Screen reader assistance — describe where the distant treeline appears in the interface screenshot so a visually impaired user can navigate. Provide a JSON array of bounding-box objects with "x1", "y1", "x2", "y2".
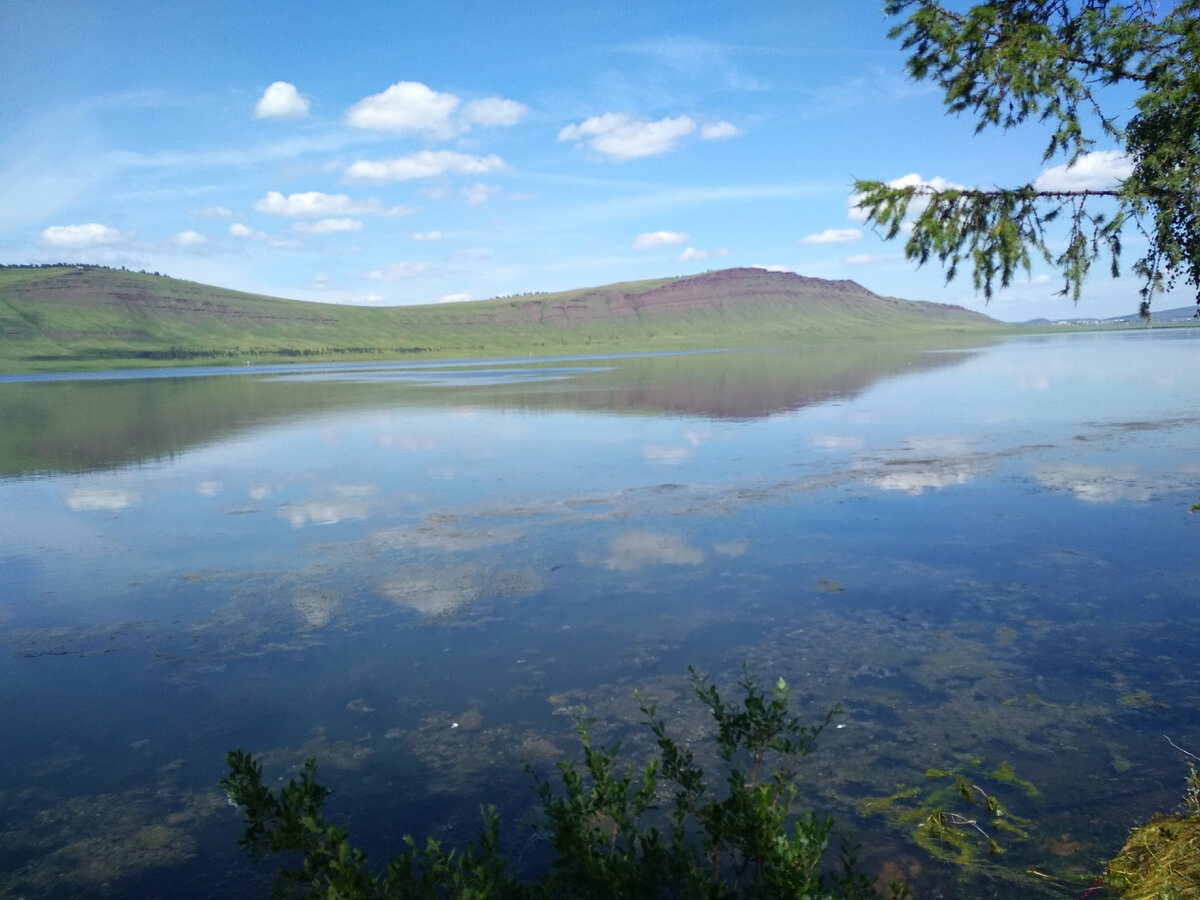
[{"x1": 1, "y1": 263, "x2": 169, "y2": 278}]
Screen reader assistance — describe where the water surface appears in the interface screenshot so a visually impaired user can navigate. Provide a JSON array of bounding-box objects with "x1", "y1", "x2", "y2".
[{"x1": 2, "y1": 332, "x2": 1199, "y2": 897}]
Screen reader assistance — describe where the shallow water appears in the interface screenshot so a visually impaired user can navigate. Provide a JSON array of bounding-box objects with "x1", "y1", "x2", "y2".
[{"x1": 2, "y1": 331, "x2": 1199, "y2": 897}]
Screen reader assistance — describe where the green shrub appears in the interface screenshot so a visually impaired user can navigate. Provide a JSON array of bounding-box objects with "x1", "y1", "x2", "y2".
[{"x1": 222, "y1": 666, "x2": 909, "y2": 899}]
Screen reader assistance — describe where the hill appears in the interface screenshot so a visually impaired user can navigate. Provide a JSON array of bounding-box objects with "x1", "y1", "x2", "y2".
[{"x1": 0, "y1": 265, "x2": 1003, "y2": 373}]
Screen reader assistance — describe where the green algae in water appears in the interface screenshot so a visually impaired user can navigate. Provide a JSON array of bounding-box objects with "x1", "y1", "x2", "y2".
[
  {"x1": 991, "y1": 761, "x2": 1039, "y2": 798},
  {"x1": 1119, "y1": 690, "x2": 1155, "y2": 708}
]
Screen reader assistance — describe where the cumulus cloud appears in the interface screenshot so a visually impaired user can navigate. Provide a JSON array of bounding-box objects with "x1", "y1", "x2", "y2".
[
  {"x1": 799, "y1": 228, "x2": 861, "y2": 245},
  {"x1": 1034, "y1": 462, "x2": 1154, "y2": 503},
  {"x1": 40, "y1": 223, "x2": 125, "y2": 248},
  {"x1": 867, "y1": 467, "x2": 977, "y2": 494},
  {"x1": 559, "y1": 113, "x2": 697, "y2": 161},
  {"x1": 292, "y1": 217, "x2": 364, "y2": 234},
  {"x1": 345, "y1": 150, "x2": 508, "y2": 184},
  {"x1": 461, "y1": 182, "x2": 500, "y2": 206},
  {"x1": 365, "y1": 262, "x2": 433, "y2": 281},
  {"x1": 633, "y1": 230, "x2": 689, "y2": 250},
  {"x1": 66, "y1": 488, "x2": 141, "y2": 511},
  {"x1": 462, "y1": 97, "x2": 528, "y2": 127},
  {"x1": 255, "y1": 81, "x2": 310, "y2": 120},
  {"x1": 346, "y1": 81, "x2": 460, "y2": 136},
  {"x1": 679, "y1": 246, "x2": 730, "y2": 262},
  {"x1": 700, "y1": 121, "x2": 741, "y2": 140},
  {"x1": 172, "y1": 229, "x2": 207, "y2": 247},
  {"x1": 255, "y1": 190, "x2": 394, "y2": 217},
  {"x1": 345, "y1": 81, "x2": 526, "y2": 138},
  {"x1": 599, "y1": 531, "x2": 705, "y2": 571},
  {"x1": 439, "y1": 292, "x2": 473, "y2": 303},
  {"x1": 194, "y1": 205, "x2": 234, "y2": 219},
  {"x1": 843, "y1": 253, "x2": 889, "y2": 265},
  {"x1": 411, "y1": 230, "x2": 443, "y2": 242},
  {"x1": 1034, "y1": 149, "x2": 1133, "y2": 191}
]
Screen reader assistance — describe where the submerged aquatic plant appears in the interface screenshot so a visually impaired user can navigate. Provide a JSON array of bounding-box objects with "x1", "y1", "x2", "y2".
[
  {"x1": 222, "y1": 666, "x2": 909, "y2": 899},
  {"x1": 860, "y1": 761, "x2": 1033, "y2": 868}
]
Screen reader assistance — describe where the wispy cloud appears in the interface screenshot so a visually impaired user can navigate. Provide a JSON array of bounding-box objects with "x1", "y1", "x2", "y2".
[
  {"x1": 633, "y1": 230, "x2": 689, "y2": 250},
  {"x1": 292, "y1": 218, "x2": 364, "y2": 235},
  {"x1": 365, "y1": 261, "x2": 433, "y2": 281},
  {"x1": 799, "y1": 228, "x2": 861, "y2": 245},
  {"x1": 255, "y1": 191, "x2": 397, "y2": 217},
  {"x1": 345, "y1": 150, "x2": 508, "y2": 184}
]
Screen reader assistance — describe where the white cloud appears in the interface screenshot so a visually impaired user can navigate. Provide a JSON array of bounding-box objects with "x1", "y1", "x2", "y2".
[
  {"x1": 559, "y1": 113, "x2": 697, "y2": 161},
  {"x1": 1034, "y1": 149, "x2": 1133, "y2": 191},
  {"x1": 194, "y1": 205, "x2": 234, "y2": 219},
  {"x1": 1034, "y1": 462, "x2": 1154, "y2": 503},
  {"x1": 633, "y1": 230, "x2": 689, "y2": 250},
  {"x1": 462, "y1": 97, "x2": 528, "y2": 127},
  {"x1": 230, "y1": 222, "x2": 266, "y2": 240},
  {"x1": 461, "y1": 182, "x2": 500, "y2": 206},
  {"x1": 439, "y1": 292, "x2": 473, "y2": 303},
  {"x1": 843, "y1": 253, "x2": 889, "y2": 265},
  {"x1": 365, "y1": 262, "x2": 433, "y2": 281},
  {"x1": 700, "y1": 121, "x2": 741, "y2": 140},
  {"x1": 292, "y1": 218, "x2": 364, "y2": 235},
  {"x1": 345, "y1": 82, "x2": 526, "y2": 138},
  {"x1": 255, "y1": 190, "x2": 391, "y2": 217},
  {"x1": 172, "y1": 229, "x2": 207, "y2": 247},
  {"x1": 345, "y1": 151, "x2": 508, "y2": 183},
  {"x1": 255, "y1": 81, "x2": 310, "y2": 120},
  {"x1": 383, "y1": 204, "x2": 421, "y2": 218},
  {"x1": 799, "y1": 228, "x2": 861, "y2": 245},
  {"x1": 40, "y1": 223, "x2": 125, "y2": 248},
  {"x1": 411, "y1": 230, "x2": 443, "y2": 242},
  {"x1": 679, "y1": 246, "x2": 730, "y2": 262},
  {"x1": 346, "y1": 81, "x2": 461, "y2": 137},
  {"x1": 642, "y1": 445, "x2": 693, "y2": 464},
  {"x1": 600, "y1": 531, "x2": 705, "y2": 572},
  {"x1": 358, "y1": 293, "x2": 386, "y2": 305},
  {"x1": 867, "y1": 467, "x2": 976, "y2": 495},
  {"x1": 66, "y1": 488, "x2": 141, "y2": 511},
  {"x1": 754, "y1": 264, "x2": 793, "y2": 273}
]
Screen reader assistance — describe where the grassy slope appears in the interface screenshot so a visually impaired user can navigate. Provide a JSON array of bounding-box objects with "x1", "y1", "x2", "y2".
[{"x1": 0, "y1": 266, "x2": 1006, "y2": 373}]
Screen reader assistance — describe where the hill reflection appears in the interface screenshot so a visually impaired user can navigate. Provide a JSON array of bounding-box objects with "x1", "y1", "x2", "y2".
[{"x1": 0, "y1": 340, "x2": 989, "y2": 476}]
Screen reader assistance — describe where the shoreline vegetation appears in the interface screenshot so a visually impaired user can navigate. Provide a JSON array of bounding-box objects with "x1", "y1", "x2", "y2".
[
  {"x1": 2, "y1": 264, "x2": 1025, "y2": 375},
  {"x1": 222, "y1": 666, "x2": 1200, "y2": 899}
]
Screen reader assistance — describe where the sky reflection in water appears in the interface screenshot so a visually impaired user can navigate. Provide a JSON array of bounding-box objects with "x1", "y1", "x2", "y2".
[{"x1": 2, "y1": 331, "x2": 1199, "y2": 897}]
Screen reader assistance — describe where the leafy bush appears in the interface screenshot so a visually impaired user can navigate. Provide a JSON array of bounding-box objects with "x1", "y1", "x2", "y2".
[{"x1": 222, "y1": 666, "x2": 908, "y2": 899}]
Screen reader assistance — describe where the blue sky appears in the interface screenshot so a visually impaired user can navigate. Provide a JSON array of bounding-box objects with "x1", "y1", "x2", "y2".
[{"x1": 0, "y1": 1, "x2": 1154, "y2": 320}]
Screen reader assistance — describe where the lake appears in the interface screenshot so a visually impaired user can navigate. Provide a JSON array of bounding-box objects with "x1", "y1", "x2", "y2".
[{"x1": 2, "y1": 330, "x2": 1199, "y2": 897}]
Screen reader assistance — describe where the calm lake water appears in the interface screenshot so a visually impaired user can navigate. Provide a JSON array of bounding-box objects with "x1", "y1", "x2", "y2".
[{"x1": 2, "y1": 330, "x2": 1199, "y2": 897}]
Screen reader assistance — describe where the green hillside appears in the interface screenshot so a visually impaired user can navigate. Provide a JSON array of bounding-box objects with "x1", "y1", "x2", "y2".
[{"x1": 0, "y1": 265, "x2": 1005, "y2": 373}]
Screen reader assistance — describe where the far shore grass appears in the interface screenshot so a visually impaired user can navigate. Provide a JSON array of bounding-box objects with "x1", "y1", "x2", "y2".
[{"x1": 0, "y1": 265, "x2": 1165, "y2": 376}]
